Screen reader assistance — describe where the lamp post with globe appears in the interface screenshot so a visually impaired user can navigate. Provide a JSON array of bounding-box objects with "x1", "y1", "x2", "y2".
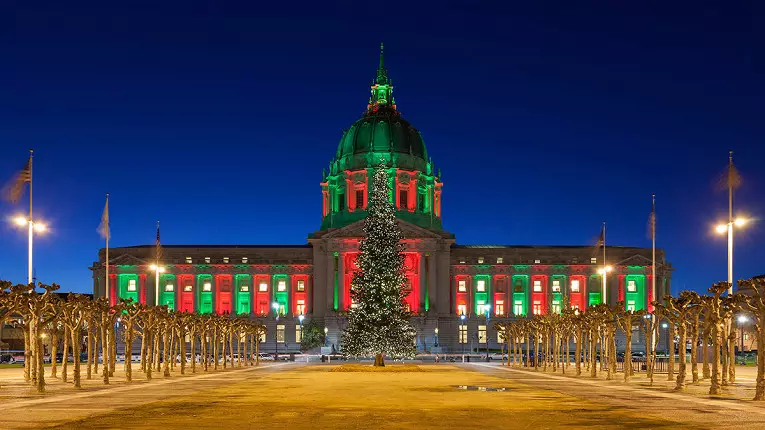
[{"x1": 272, "y1": 302, "x2": 280, "y2": 359}]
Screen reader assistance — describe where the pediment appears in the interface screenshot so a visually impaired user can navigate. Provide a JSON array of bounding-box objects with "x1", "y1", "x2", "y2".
[
  {"x1": 318, "y1": 219, "x2": 449, "y2": 240},
  {"x1": 108, "y1": 253, "x2": 149, "y2": 266},
  {"x1": 615, "y1": 254, "x2": 654, "y2": 267}
]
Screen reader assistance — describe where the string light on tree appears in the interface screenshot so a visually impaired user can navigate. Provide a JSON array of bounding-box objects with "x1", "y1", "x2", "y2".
[{"x1": 341, "y1": 163, "x2": 417, "y2": 366}]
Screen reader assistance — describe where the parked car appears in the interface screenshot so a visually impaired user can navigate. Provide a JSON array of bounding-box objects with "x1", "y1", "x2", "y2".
[
  {"x1": 257, "y1": 353, "x2": 274, "y2": 361},
  {"x1": 0, "y1": 354, "x2": 16, "y2": 364},
  {"x1": 489, "y1": 353, "x2": 508, "y2": 361}
]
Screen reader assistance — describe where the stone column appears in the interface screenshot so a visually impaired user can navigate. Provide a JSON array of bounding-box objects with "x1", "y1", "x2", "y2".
[
  {"x1": 211, "y1": 275, "x2": 218, "y2": 315},
  {"x1": 526, "y1": 276, "x2": 532, "y2": 316},
  {"x1": 428, "y1": 251, "x2": 437, "y2": 313},
  {"x1": 419, "y1": 253, "x2": 427, "y2": 313},
  {"x1": 250, "y1": 273, "x2": 256, "y2": 318},
  {"x1": 436, "y1": 251, "x2": 450, "y2": 316},
  {"x1": 312, "y1": 247, "x2": 327, "y2": 317},
  {"x1": 326, "y1": 251, "x2": 335, "y2": 313},
  {"x1": 192, "y1": 274, "x2": 198, "y2": 312},
  {"x1": 337, "y1": 252, "x2": 345, "y2": 311}
]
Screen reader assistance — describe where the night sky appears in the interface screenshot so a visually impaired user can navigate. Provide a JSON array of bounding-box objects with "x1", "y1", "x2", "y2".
[{"x1": 1, "y1": 2, "x2": 762, "y2": 294}]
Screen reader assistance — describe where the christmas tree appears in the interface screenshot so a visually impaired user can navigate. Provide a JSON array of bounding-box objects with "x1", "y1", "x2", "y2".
[{"x1": 341, "y1": 164, "x2": 417, "y2": 366}]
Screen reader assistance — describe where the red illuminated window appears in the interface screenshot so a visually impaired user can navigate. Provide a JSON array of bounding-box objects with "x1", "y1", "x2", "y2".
[
  {"x1": 356, "y1": 190, "x2": 364, "y2": 209},
  {"x1": 399, "y1": 190, "x2": 408, "y2": 208}
]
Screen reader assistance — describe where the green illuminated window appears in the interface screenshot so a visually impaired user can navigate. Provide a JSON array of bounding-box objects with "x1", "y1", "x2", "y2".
[{"x1": 588, "y1": 292, "x2": 601, "y2": 306}]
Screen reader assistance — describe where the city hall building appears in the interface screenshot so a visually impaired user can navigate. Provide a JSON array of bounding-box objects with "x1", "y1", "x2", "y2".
[{"x1": 91, "y1": 48, "x2": 672, "y2": 353}]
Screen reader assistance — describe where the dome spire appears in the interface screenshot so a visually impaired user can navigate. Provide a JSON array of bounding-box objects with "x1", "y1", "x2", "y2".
[
  {"x1": 376, "y1": 42, "x2": 388, "y2": 85},
  {"x1": 369, "y1": 43, "x2": 395, "y2": 112}
]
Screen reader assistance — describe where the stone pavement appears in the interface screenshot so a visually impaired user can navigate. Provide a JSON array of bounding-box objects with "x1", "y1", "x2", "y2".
[
  {"x1": 0, "y1": 362, "x2": 293, "y2": 429},
  {"x1": 470, "y1": 362, "x2": 765, "y2": 427}
]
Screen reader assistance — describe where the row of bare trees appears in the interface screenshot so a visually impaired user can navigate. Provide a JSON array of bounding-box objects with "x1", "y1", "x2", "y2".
[
  {"x1": 0, "y1": 281, "x2": 267, "y2": 393},
  {"x1": 495, "y1": 278, "x2": 765, "y2": 400}
]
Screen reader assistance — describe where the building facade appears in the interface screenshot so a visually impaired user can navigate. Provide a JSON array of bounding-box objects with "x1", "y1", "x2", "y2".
[{"x1": 91, "y1": 47, "x2": 672, "y2": 354}]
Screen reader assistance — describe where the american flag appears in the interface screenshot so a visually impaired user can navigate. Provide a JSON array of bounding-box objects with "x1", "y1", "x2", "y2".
[
  {"x1": 98, "y1": 195, "x2": 110, "y2": 240},
  {"x1": 595, "y1": 226, "x2": 605, "y2": 248},
  {"x1": 648, "y1": 198, "x2": 656, "y2": 239},
  {"x1": 2, "y1": 157, "x2": 31, "y2": 203},
  {"x1": 155, "y1": 221, "x2": 162, "y2": 261}
]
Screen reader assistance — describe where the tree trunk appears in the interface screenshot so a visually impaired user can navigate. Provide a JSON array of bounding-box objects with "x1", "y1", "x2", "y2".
[
  {"x1": 374, "y1": 353, "x2": 385, "y2": 367},
  {"x1": 139, "y1": 329, "x2": 146, "y2": 372},
  {"x1": 608, "y1": 328, "x2": 617, "y2": 380},
  {"x1": 155, "y1": 328, "x2": 162, "y2": 372},
  {"x1": 190, "y1": 328, "x2": 196, "y2": 373},
  {"x1": 728, "y1": 319, "x2": 736, "y2": 384},
  {"x1": 542, "y1": 332, "x2": 548, "y2": 372},
  {"x1": 100, "y1": 314, "x2": 109, "y2": 384},
  {"x1": 93, "y1": 323, "x2": 99, "y2": 375},
  {"x1": 125, "y1": 325, "x2": 134, "y2": 383},
  {"x1": 35, "y1": 320, "x2": 46, "y2": 393},
  {"x1": 589, "y1": 329, "x2": 597, "y2": 378},
  {"x1": 675, "y1": 321, "x2": 687, "y2": 390},
  {"x1": 237, "y1": 331, "x2": 242, "y2": 368},
  {"x1": 50, "y1": 330, "x2": 59, "y2": 379},
  {"x1": 575, "y1": 331, "x2": 582, "y2": 376},
  {"x1": 109, "y1": 323, "x2": 116, "y2": 377},
  {"x1": 163, "y1": 327, "x2": 171, "y2": 377},
  {"x1": 202, "y1": 332, "x2": 208, "y2": 371},
  {"x1": 86, "y1": 323, "x2": 94, "y2": 380},
  {"x1": 62, "y1": 326, "x2": 69, "y2": 383},
  {"x1": 702, "y1": 327, "x2": 710, "y2": 379},
  {"x1": 690, "y1": 320, "x2": 699, "y2": 384},
  {"x1": 255, "y1": 332, "x2": 260, "y2": 366},
  {"x1": 710, "y1": 321, "x2": 722, "y2": 395},
  {"x1": 23, "y1": 324, "x2": 31, "y2": 383},
  {"x1": 722, "y1": 324, "x2": 729, "y2": 386},
  {"x1": 229, "y1": 330, "x2": 236, "y2": 368},
  {"x1": 213, "y1": 330, "x2": 219, "y2": 370},
  {"x1": 180, "y1": 328, "x2": 187, "y2": 375},
  {"x1": 71, "y1": 325, "x2": 82, "y2": 389},
  {"x1": 754, "y1": 313, "x2": 765, "y2": 401},
  {"x1": 666, "y1": 320, "x2": 674, "y2": 381},
  {"x1": 624, "y1": 327, "x2": 632, "y2": 382},
  {"x1": 145, "y1": 331, "x2": 153, "y2": 381}
]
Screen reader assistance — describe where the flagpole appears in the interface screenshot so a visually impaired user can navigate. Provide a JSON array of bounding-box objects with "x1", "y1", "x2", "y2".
[
  {"x1": 602, "y1": 222, "x2": 607, "y2": 304},
  {"x1": 156, "y1": 220, "x2": 160, "y2": 306},
  {"x1": 27, "y1": 149, "x2": 33, "y2": 285},
  {"x1": 727, "y1": 151, "x2": 734, "y2": 294},
  {"x1": 650, "y1": 194, "x2": 657, "y2": 365},
  {"x1": 105, "y1": 193, "x2": 110, "y2": 303},
  {"x1": 651, "y1": 194, "x2": 656, "y2": 307}
]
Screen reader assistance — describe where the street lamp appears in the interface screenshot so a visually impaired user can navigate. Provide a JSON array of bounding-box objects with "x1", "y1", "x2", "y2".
[
  {"x1": 11, "y1": 215, "x2": 47, "y2": 285},
  {"x1": 272, "y1": 302, "x2": 280, "y2": 359},
  {"x1": 715, "y1": 217, "x2": 748, "y2": 294},
  {"x1": 460, "y1": 313, "x2": 466, "y2": 361},
  {"x1": 149, "y1": 264, "x2": 166, "y2": 306},
  {"x1": 737, "y1": 315, "x2": 749, "y2": 352},
  {"x1": 434, "y1": 327, "x2": 439, "y2": 347},
  {"x1": 324, "y1": 326, "x2": 329, "y2": 347},
  {"x1": 597, "y1": 265, "x2": 613, "y2": 304},
  {"x1": 483, "y1": 303, "x2": 491, "y2": 361},
  {"x1": 298, "y1": 313, "x2": 305, "y2": 344}
]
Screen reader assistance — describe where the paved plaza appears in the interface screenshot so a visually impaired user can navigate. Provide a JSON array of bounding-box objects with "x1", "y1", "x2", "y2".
[{"x1": 2, "y1": 363, "x2": 765, "y2": 428}]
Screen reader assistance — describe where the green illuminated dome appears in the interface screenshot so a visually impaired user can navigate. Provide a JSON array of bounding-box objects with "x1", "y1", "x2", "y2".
[
  {"x1": 333, "y1": 44, "x2": 429, "y2": 172},
  {"x1": 320, "y1": 44, "x2": 442, "y2": 232},
  {"x1": 335, "y1": 110, "x2": 428, "y2": 171}
]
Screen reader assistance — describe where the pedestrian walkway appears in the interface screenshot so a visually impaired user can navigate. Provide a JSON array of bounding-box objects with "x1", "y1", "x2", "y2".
[
  {"x1": 0, "y1": 363, "x2": 293, "y2": 429},
  {"x1": 469, "y1": 362, "x2": 765, "y2": 427}
]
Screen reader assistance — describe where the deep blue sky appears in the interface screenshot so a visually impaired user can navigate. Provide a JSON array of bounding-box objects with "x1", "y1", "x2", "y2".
[{"x1": 1, "y1": 2, "x2": 762, "y2": 294}]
